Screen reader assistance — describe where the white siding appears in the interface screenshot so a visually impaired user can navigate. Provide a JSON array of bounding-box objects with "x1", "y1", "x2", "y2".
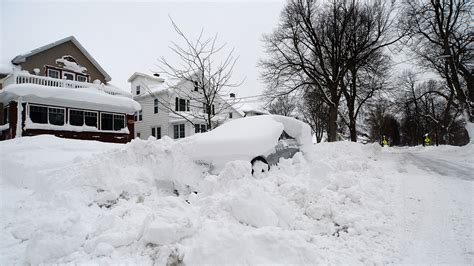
[
  {"x1": 132, "y1": 76, "x2": 243, "y2": 140},
  {"x1": 134, "y1": 94, "x2": 170, "y2": 139}
]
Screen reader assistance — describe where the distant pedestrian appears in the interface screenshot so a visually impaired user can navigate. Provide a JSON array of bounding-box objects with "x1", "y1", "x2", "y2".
[
  {"x1": 424, "y1": 134, "x2": 430, "y2": 146},
  {"x1": 381, "y1": 135, "x2": 388, "y2": 147}
]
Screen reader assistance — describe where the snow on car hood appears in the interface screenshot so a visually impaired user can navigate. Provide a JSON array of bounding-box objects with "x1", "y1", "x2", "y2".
[{"x1": 179, "y1": 115, "x2": 312, "y2": 168}]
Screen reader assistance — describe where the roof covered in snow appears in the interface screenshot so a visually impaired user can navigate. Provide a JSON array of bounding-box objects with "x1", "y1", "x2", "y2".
[
  {"x1": 11, "y1": 36, "x2": 112, "y2": 82},
  {"x1": 235, "y1": 102, "x2": 270, "y2": 115},
  {"x1": 0, "y1": 84, "x2": 140, "y2": 114},
  {"x1": 128, "y1": 72, "x2": 165, "y2": 83}
]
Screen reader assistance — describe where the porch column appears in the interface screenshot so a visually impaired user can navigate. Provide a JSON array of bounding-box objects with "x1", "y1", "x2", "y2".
[{"x1": 15, "y1": 97, "x2": 23, "y2": 138}]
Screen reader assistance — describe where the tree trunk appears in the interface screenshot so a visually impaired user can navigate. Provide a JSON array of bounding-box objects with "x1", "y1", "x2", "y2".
[
  {"x1": 349, "y1": 120, "x2": 357, "y2": 142},
  {"x1": 327, "y1": 104, "x2": 338, "y2": 142},
  {"x1": 348, "y1": 100, "x2": 357, "y2": 142}
]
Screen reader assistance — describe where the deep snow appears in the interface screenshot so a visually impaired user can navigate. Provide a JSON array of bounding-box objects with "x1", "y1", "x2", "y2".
[{"x1": 0, "y1": 136, "x2": 472, "y2": 264}]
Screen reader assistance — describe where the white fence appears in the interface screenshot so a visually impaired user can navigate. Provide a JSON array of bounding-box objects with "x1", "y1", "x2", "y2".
[{"x1": 2, "y1": 72, "x2": 131, "y2": 97}]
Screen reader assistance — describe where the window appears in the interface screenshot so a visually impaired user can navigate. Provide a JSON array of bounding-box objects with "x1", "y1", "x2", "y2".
[
  {"x1": 136, "y1": 85, "x2": 141, "y2": 95},
  {"x1": 195, "y1": 124, "x2": 207, "y2": 133},
  {"x1": 70, "y1": 110, "x2": 84, "y2": 126},
  {"x1": 101, "y1": 113, "x2": 113, "y2": 130},
  {"x1": 113, "y1": 114, "x2": 125, "y2": 131},
  {"x1": 48, "y1": 107, "x2": 64, "y2": 126},
  {"x1": 47, "y1": 68, "x2": 60, "y2": 79},
  {"x1": 175, "y1": 98, "x2": 189, "y2": 112},
  {"x1": 62, "y1": 71, "x2": 75, "y2": 81},
  {"x1": 229, "y1": 112, "x2": 233, "y2": 119},
  {"x1": 69, "y1": 109, "x2": 97, "y2": 128},
  {"x1": 138, "y1": 110, "x2": 143, "y2": 121},
  {"x1": 134, "y1": 112, "x2": 137, "y2": 122},
  {"x1": 154, "y1": 99, "x2": 159, "y2": 114},
  {"x1": 85, "y1": 111, "x2": 98, "y2": 127},
  {"x1": 3, "y1": 107, "x2": 9, "y2": 125},
  {"x1": 204, "y1": 104, "x2": 215, "y2": 115},
  {"x1": 173, "y1": 124, "x2": 185, "y2": 139},
  {"x1": 193, "y1": 81, "x2": 199, "y2": 92},
  {"x1": 29, "y1": 105, "x2": 65, "y2": 125},
  {"x1": 101, "y1": 113, "x2": 125, "y2": 131},
  {"x1": 137, "y1": 132, "x2": 141, "y2": 138},
  {"x1": 29, "y1": 105, "x2": 48, "y2": 124},
  {"x1": 76, "y1": 75, "x2": 87, "y2": 82},
  {"x1": 151, "y1": 127, "x2": 161, "y2": 139}
]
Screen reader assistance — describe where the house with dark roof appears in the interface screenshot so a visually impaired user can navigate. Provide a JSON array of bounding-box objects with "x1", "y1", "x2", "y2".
[{"x1": 0, "y1": 36, "x2": 140, "y2": 143}]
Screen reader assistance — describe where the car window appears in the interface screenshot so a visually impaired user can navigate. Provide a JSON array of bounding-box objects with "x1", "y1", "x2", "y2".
[{"x1": 279, "y1": 130, "x2": 295, "y2": 140}]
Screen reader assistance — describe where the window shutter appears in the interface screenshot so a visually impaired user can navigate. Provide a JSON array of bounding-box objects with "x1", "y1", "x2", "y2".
[
  {"x1": 175, "y1": 97, "x2": 178, "y2": 111},
  {"x1": 187, "y1": 100, "x2": 190, "y2": 111}
]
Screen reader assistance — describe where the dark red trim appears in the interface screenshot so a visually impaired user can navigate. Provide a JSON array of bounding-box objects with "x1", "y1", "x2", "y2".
[
  {"x1": 0, "y1": 101, "x2": 134, "y2": 143},
  {"x1": 44, "y1": 65, "x2": 90, "y2": 82}
]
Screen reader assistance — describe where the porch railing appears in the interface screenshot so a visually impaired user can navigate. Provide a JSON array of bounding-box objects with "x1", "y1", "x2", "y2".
[{"x1": 2, "y1": 72, "x2": 131, "y2": 97}]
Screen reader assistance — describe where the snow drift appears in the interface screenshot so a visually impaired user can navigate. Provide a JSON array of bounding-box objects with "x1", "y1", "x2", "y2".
[{"x1": 1, "y1": 135, "x2": 472, "y2": 264}]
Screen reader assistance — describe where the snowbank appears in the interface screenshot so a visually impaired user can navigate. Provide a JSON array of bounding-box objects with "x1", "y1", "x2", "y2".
[
  {"x1": 1, "y1": 136, "x2": 471, "y2": 264},
  {"x1": 0, "y1": 84, "x2": 140, "y2": 114},
  {"x1": 0, "y1": 136, "x2": 401, "y2": 264},
  {"x1": 466, "y1": 122, "x2": 474, "y2": 144}
]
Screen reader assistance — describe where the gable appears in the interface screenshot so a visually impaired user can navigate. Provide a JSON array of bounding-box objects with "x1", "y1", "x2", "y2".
[{"x1": 13, "y1": 38, "x2": 110, "y2": 83}]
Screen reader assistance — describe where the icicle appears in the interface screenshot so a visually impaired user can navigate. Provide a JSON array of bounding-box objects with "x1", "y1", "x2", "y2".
[{"x1": 15, "y1": 97, "x2": 23, "y2": 138}]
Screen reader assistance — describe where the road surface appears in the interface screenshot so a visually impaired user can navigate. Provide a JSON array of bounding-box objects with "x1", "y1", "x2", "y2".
[{"x1": 394, "y1": 150, "x2": 474, "y2": 264}]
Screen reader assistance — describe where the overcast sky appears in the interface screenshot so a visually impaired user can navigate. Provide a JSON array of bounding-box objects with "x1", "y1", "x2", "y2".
[{"x1": 1, "y1": 0, "x2": 285, "y2": 98}]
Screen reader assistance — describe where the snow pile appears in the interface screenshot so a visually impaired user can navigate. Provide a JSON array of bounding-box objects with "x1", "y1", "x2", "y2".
[
  {"x1": 466, "y1": 122, "x2": 474, "y2": 143},
  {"x1": 0, "y1": 63, "x2": 15, "y2": 75},
  {"x1": 0, "y1": 84, "x2": 141, "y2": 114},
  {"x1": 56, "y1": 56, "x2": 87, "y2": 73},
  {"x1": 0, "y1": 134, "x2": 413, "y2": 264},
  {"x1": 3, "y1": 132, "x2": 473, "y2": 264}
]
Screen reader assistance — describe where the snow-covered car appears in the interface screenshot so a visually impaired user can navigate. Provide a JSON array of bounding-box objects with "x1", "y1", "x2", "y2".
[{"x1": 180, "y1": 115, "x2": 312, "y2": 174}]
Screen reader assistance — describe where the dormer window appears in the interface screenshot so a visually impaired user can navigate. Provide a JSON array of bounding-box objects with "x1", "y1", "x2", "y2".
[
  {"x1": 76, "y1": 75, "x2": 87, "y2": 82},
  {"x1": 62, "y1": 71, "x2": 75, "y2": 81},
  {"x1": 47, "y1": 68, "x2": 59, "y2": 79}
]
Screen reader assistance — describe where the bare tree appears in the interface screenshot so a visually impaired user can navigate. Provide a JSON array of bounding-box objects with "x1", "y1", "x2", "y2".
[
  {"x1": 299, "y1": 87, "x2": 328, "y2": 143},
  {"x1": 397, "y1": 70, "x2": 464, "y2": 145},
  {"x1": 260, "y1": 0, "x2": 401, "y2": 142},
  {"x1": 155, "y1": 18, "x2": 242, "y2": 130},
  {"x1": 400, "y1": 0, "x2": 474, "y2": 124},
  {"x1": 339, "y1": 0, "x2": 402, "y2": 142},
  {"x1": 260, "y1": 0, "x2": 355, "y2": 142},
  {"x1": 265, "y1": 93, "x2": 298, "y2": 116}
]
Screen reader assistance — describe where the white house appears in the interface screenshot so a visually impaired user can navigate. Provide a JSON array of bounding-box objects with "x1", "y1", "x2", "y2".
[{"x1": 128, "y1": 72, "x2": 243, "y2": 139}]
